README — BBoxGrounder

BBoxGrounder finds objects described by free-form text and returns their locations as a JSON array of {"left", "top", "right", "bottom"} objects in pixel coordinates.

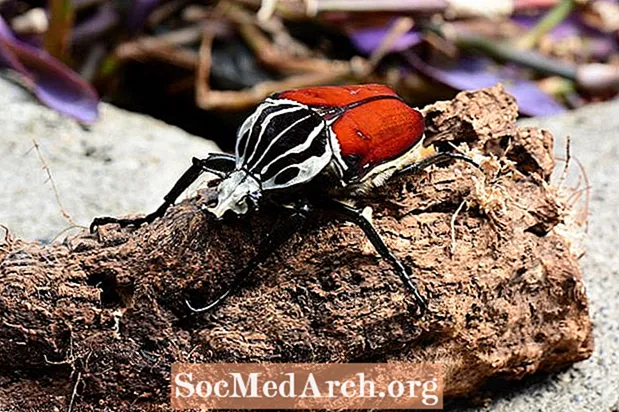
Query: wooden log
[{"left": 0, "top": 85, "right": 592, "bottom": 410}]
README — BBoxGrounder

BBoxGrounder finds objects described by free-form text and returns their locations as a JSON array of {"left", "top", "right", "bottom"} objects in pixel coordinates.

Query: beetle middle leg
[
  {"left": 322, "top": 199, "right": 428, "bottom": 314},
  {"left": 186, "top": 201, "right": 312, "bottom": 313},
  {"left": 90, "top": 154, "right": 235, "bottom": 233}
]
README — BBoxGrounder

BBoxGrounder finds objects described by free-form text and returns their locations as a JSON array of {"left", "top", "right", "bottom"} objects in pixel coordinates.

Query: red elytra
[{"left": 278, "top": 84, "right": 425, "bottom": 172}]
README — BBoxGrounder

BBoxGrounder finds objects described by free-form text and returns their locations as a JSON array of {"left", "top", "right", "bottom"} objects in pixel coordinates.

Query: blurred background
[{"left": 1, "top": 0, "right": 618, "bottom": 151}]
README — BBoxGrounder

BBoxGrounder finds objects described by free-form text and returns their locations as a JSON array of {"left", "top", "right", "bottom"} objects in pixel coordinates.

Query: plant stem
[
  {"left": 427, "top": 23, "right": 578, "bottom": 80},
  {"left": 516, "top": 0, "right": 575, "bottom": 49},
  {"left": 44, "top": 0, "right": 74, "bottom": 61}
]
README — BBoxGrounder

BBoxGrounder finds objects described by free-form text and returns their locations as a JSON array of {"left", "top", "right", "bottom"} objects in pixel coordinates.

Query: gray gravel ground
[
  {"left": 0, "top": 76, "right": 617, "bottom": 411},
  {"left": 0, "top": 76, "right": 219, "bottom": 242}
]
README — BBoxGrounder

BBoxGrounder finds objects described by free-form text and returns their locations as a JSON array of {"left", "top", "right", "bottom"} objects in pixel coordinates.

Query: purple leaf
[
  {"left": 0, "top": 16, "right": 99, "bottom": 123},
  {"left": 125, "top": 0, "right": 161, "bottom": 33},
  {"left": 350, "top": 23, "right": 423, "bottom": 55},
  {"left": 71, "top": 2, "right": 119, "bottom": 46},
  {"left": 405, "top": 53, "right": 566, "bottom": 117},
  {"left": 0, "top": 14, "right": 16, "bottom": 40}
]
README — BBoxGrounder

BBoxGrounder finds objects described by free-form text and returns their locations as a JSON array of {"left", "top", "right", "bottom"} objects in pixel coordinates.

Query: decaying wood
[{"left": 0, "top": 85, "right": 592, "bottom": 411}]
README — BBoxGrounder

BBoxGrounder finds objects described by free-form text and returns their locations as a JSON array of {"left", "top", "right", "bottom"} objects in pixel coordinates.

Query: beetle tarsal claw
[{"left": 185, "top": 299, "right": 212, "bottom": 313}]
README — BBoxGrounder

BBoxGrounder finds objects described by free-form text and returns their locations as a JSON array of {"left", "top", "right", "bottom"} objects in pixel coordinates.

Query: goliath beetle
[{"left": 91, "top": 84, "right": 477, "bottom": 313}]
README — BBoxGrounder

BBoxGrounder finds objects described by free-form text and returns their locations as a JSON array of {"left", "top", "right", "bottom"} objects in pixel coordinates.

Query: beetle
[{"left": 90, "top": 84, "right": 477, "bottom": 314}]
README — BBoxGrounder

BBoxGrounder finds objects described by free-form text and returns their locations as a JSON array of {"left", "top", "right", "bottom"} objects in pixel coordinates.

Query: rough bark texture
[{"left": 0, "top": 85, "right": 592, "bottom": 411}]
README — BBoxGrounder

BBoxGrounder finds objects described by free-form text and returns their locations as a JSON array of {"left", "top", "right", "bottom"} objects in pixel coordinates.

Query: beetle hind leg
[
  {"left": 324, "top": 199, "right": 428, "bottom": 314},
  {"left": 90, "top": 154, "right": 235, "bottom": 233}
]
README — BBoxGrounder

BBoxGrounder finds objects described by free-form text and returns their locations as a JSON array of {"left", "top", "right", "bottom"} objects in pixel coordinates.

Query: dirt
[{"left": 0, "top": 85, "right": 592, "bottom": 411}]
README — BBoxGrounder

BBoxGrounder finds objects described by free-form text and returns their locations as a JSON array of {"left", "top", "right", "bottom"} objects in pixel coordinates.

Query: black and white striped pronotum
[
  {"left": 91, "top": 84, "right": 477, "bottom": 314},
  {"left": 209, "top": 84, "right": 426, "bottom": 218}
]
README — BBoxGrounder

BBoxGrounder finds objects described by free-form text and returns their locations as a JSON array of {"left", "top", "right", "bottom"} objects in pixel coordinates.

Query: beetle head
[{"left": 207, "top": 170, "right": 261, "bottom": 219}]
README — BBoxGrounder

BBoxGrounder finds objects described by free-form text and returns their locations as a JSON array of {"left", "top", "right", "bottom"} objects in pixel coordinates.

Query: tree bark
[{"left": 0, "top": 85, "right": 592, "bottom": 411}]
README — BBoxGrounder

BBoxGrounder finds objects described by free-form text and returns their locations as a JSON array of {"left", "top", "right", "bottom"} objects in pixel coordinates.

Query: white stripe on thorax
[
  {"left": 236, "top": 101, "right": 277, "bottom": 165},
  {"left": 249, "top": 114, "right": 312, "bottom": 171},
  {"left": 237, "top": 111, "right": 260, "bottom": 165},
  {"left": 263, "top": 144, "right": 333, "bottom": 189},
  {"left": 260, "top": 121, "right": 326, "bottom": 175},
  {"left": 245, "top": 105, "right": 305, "bottom": 165}
]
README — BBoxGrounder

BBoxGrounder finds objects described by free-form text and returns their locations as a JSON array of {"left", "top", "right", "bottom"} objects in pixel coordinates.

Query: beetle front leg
[
  {"left": 394, "top": 151, "right": 480, "bottom": 179},
  {"left": 186, "top": 201, "right": 312, "bottom": 313},
  {"left": 323, "top": 199, "right": 428, "bottom": 314},
  {"left": 90, "top": 154, "right": 235, "bottom": 233}
]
